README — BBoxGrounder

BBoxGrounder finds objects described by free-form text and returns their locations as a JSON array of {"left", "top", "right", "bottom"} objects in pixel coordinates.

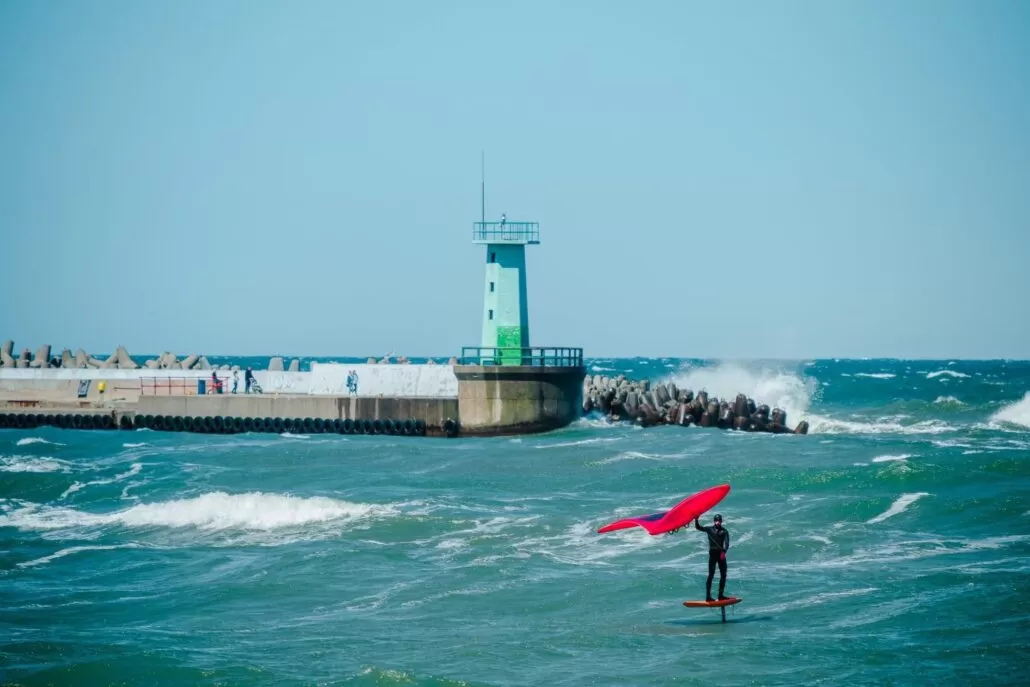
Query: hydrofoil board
[{"left": 683, "top": 597, "right": 742, "bottom": 608}]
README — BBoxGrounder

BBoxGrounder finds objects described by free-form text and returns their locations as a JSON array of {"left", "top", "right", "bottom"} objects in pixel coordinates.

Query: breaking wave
[
  {"left": 989, "top": 392, "right": 1030, "bottom": 430},
  {"left": 662, "top": 362, "right": 815, "bottom": 426},
  {"left": 0, "top": 491, "right": 398, "bottom": 534}
]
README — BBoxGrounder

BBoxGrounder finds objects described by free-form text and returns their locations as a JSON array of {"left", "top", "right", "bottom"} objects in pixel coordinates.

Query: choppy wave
[
  {"left": 0, "top": 455, "right": 71, "bottom": 473},
  {"left": 871, "top": 454, "right": 913, "bottom": 463},
  {"left": 927, "top": 370, "right": 970, "bottom": 380},
  {"left": 60, "top": 463, "right": 143, "bottom": 499},
  {"left": 867, "top": 492, "right": 930, "bottom": 524},
  {"left": 804, "top": 416, "right": 955, "bottom": 436},
  {"left": 989, "top": 392, "right": 1030, "bottom": 429},
  {"left": 0, "top": 491, "right": 398, "bottom": 534},
  {"left": 15, "top": 437, "right": 66, "bottom": 447},
  {"left": 17, "top": 543, "right": 142, "bottom": 569}
]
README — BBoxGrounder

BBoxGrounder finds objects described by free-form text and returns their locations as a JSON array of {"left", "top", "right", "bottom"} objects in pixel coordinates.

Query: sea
[{"left": 2, "top": 357, "right": 1028, "bottom": 686}]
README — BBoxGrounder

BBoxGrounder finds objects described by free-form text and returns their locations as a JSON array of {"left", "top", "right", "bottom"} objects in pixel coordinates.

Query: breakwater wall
[
  {"left": 582, "top": 374, "right": 810, "bottom": 435},
  {"left": 0, "top": 406, "right": 458, "bottom": 437},
  {"left": 0, "top": 363, "right": 458, "bottom": 398}
]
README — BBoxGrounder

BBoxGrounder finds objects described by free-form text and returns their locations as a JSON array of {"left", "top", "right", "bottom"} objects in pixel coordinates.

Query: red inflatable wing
[{"left": 597, "top": 484, "right": 731, "bottom": 536}]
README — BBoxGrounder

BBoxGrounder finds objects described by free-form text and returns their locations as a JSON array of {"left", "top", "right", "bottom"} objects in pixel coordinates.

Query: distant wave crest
[{"left": 989, "top": 392, "right": 1030, "bottom": 430}]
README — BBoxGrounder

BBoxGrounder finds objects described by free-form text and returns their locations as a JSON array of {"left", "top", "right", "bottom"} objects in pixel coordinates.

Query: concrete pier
[
  {"left": 0, "top": 353, "right": 578, "bottom": 438},
  {"left": 453, "top": 364, "right": 585, "bottom": 436}
]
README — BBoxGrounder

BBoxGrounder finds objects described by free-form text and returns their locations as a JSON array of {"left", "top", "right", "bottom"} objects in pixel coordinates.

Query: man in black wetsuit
[{"left": 695, "top": 513, "right": 730, "bottom": 602}]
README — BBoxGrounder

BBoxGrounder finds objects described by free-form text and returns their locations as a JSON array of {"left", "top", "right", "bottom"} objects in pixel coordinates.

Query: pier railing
[
  {"left": 140, "top": 376, "right": 236, "bottom": 396},
  {"left": 459, "top": 346, "right": 583, "bottom": 367},
  {"left": 472, "top": 221, "right": 540, "bottom": 244}
]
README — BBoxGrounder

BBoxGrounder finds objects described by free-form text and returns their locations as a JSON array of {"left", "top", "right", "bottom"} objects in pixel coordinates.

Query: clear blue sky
[{"left": 2, "top": 0, "right": 1027, "bottom": 359}]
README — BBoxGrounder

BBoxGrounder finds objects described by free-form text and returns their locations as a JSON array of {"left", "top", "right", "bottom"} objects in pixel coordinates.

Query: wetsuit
[{"left": 695, "top": 520, "right": 730, "bottom": 600}]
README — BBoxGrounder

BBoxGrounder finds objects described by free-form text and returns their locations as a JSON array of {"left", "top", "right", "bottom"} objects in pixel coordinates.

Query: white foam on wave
[
  {"left": 753, "top": 588, "right": 877, "bottom": 614},
  {"left": 0, "top": 491, "right": 397, "bottom": 534},
  {"left": 60, "top": 463, "right": 143, "bottom": 499},
  {"left": 18, "top": 544, "right": 141, "bottom": 569},
  {"left": 0, "top": 455, "right": 70, "bottom": 473},
  {"left": 867, "top": 492, "right": 930, "bottom": 524},
  {"left": 933, "top": 395, "right": 964, "bottom": 406},
  {"left": 927, "top": 370, "right": 970, "bottom": 380},
  {"left": 932, "top": 439, "right": 975, "bottom": 449},
  {"left": 571, "top": 416, "right": 638, "bottom": 431},
  {"left": 15, "top": 437, "right": 66, "bottom": 447},
  {"left": 535, "top": 437, "right": 621, "bottom": 450},
  {"left": 662, "top": 362, "right": 815, "bottom": 425},
  {"left": 805, "top": 416, "right": 955, "bottom": 435},
  {"left": 871, "top": 454, "right": 912, "bottom": 463},
  {"left": 514, "top": 520, "right": 664, "bottom": 567},
  {"left": 594, "top": 450, "right": 667, "bottom": 465},
  {"left": 989, "top": 392, "right": 1030, "bottom": 430},
  {"left": 854, "top": 373, "right": 896, "bottom": 380}
]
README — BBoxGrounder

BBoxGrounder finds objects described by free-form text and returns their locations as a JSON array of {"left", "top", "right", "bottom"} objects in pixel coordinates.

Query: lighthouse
[{"left": 472, "top": 216, "right": 539, "bottom": 365}]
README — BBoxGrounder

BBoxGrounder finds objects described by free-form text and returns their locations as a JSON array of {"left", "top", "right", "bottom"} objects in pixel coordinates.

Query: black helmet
[{"left": 713, "top": 513, "right": 723, "bottom": 522}]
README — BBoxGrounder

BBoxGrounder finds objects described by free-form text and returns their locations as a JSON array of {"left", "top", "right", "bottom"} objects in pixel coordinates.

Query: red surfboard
[{"left": 597, "top": 484, "right": 731, "bottom": 536}]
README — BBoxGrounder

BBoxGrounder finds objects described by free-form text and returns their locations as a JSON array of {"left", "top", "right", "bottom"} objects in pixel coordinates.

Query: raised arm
[{"left": 694, "top": 517, "right": 704, "bottom": 531}]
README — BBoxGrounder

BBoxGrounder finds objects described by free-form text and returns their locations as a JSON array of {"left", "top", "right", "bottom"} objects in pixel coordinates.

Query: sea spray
[
  {"left": 989, "top": 392, "right": 1030, "bottom": 429},
  {"left": 662, "top": 361, "right": 817, "bottom": 424}
]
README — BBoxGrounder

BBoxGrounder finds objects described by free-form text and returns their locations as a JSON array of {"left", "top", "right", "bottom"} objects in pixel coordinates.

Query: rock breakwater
[{"left": 581, "top": 374, "right": 809, "bottom": 435}]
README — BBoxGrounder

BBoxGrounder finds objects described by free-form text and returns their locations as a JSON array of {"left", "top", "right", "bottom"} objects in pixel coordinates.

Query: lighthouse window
[
  {"left": 490, "top": 252, "right": 496, "bottom": 263},
  {"left": 490, "top": 281, "right": 495, "bottom": 292},
  {"left": 489, "top": 309, "right": 494, "bottom": 320}
]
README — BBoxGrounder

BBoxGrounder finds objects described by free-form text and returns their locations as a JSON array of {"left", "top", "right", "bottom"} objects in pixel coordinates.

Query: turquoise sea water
[{"left": 2, "top": 358, "right": 1029, "bottom": 686}]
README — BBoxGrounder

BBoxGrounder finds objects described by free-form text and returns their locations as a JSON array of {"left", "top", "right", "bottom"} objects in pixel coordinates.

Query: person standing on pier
[
  {"left": 244, "top": 367, "right": 254, "bottom": 393},
  {"left": 232, "top": 370, "right": 239, "bottom": 394}
]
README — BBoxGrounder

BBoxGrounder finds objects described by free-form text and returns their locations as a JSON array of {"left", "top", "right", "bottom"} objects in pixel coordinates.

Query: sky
[{"left": 1, "top": 0, "right": 1028, "bottom": 360}]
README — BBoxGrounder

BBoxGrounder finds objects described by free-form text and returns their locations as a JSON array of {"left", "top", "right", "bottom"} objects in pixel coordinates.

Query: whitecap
[
  {"left": 871, "top": 454, "right": 913, "bottom": 463},
  {"left": 927, "top": 370, "right": 970, "bottom": 380},
  {"left": 805, "top": 416, "right": 955, "bottom": 435},
  {"left": 17, "top": 544, "right": 141, "bottom": 569},
  {"left": 0, "top": 455, "right": 70, "bottom": 473},
  {"left": 866, "top": 492, "right": 930, "bottom": 524},
  {"left": 15, "top": 437, "right": 66, "bottom": 447}
]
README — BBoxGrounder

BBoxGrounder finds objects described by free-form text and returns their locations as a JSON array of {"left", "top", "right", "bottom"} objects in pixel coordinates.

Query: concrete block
[
  {"left": 288, "top": 359, "right": 300, "bottom": 372},
  {"left": 30, "top": 345, "right": 51, "bottom": 368},
  {"left": 268, "top": 357, "right": 284, "bottom": 372},
  {"left": 116, "top": 346, "right": 139, "bottom": 369}
]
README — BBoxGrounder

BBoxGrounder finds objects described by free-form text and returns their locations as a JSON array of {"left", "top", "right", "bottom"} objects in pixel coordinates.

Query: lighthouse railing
[
  {"left": 472, "top": 221, "right": 540, "bottom": 244},
  {"left": 458, "top": 346, "right": 583, "bottom": 368}
]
